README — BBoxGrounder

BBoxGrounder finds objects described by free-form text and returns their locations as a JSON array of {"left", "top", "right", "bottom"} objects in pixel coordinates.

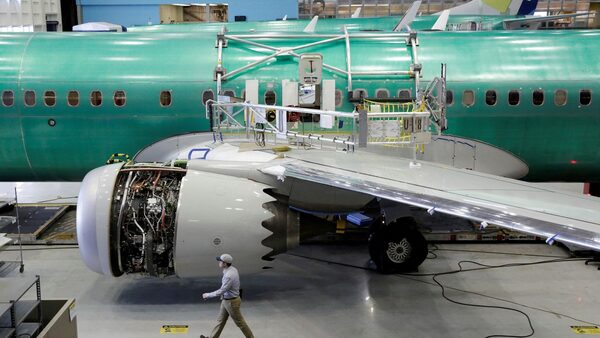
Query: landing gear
[{"left": 368, "top": 218, "right": 428, "bottom": 273}]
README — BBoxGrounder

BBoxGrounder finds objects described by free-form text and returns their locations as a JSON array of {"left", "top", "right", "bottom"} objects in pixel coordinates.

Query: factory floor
[{"left": 1, "top": 242, "right": 599, "bottom": 338}]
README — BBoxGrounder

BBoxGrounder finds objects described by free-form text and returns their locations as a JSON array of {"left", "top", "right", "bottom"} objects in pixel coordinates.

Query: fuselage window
[
  {"left": 532, "top": 89, "right": 544, "bottom": 106},
  {"left": 160, "top": 91, "right": 172, "bottom": 107},
  {"left": 398, "top": 89, "right": 412, "bottom": 101},
  {"left": 335, "top": 89, "right": 343, "bottom": 107},
  {"left": 485, "top": 90, "right": 497, "bottom": 106},
  {"left": 90, "top": 91, "right": 102, "bottom": 107},
  {"left": 264, "top": 90, "right": 276, "bottom": 105},
  {"left": 580, "top": 90, "right": 592, "bottom": 106},
  {"left": 24, "top": 90, "right": 36, "bottom": 107},
  {"left": 462, "top": 90, "right": 474, "bottom": 107},
  {"left": 44, "top": 91, "right": 56, "bottom": 107},
  {"left": 2, "top": 91, "right": 14, "bottom": 107},
  {"left": 508, "top": 90, "right": 520, "bottom": 106},
  {"left": 223, "top": 90, "right": 235, "bottom": 98},
  {"left": 114, "top": 90, "right": 126, "bottom": 107},
  {"left": 68, "top": 91, "right": 79, "bottom": 107},
  {"left": 202, "top": 90, "right": 214, "bottom": 105},
  {"left": 376, "top": 89, "right": 389, "bottom": 99},
  {"left": 446, "top": 90, "right": 453, "bottom": 106},
  {"left": 554, "top": 90, "right": 567, "bottom": 106},
  {"left": 353, "top": 89, "right": 367, "bottom": 100}
]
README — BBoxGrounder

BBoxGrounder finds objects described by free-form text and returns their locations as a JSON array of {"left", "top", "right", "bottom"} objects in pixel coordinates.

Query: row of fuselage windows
[
  {"left": 0, "top": 88, "right": 390, "bottom": 109},
  {"left": 1, "top": 90, "right": 174, "bottom": 108},
  {"left": 3, "top": 88, "right": 591, "bottom": 109},
  {"left": 448, "top": 89, "right": 593, "bottom": 107}
]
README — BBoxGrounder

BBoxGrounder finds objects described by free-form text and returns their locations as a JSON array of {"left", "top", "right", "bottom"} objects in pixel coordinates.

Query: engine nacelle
[{"left": 77, "top": 162, "right": 296, "bottom": 278}]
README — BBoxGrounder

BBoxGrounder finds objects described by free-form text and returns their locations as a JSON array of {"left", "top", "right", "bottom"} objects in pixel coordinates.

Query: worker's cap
[{"left": 216, "top": 254, "right": 233, "bottom": 264}]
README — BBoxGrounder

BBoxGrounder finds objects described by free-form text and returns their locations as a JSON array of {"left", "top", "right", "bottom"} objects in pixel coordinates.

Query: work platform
[{"left": 0, "top": 204, "right": 76, "bottom": 245}]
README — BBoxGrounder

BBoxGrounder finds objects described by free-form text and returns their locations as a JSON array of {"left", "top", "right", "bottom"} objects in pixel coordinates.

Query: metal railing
[{"left": 206, "top": 100, "right": 434, "bottom": 152}]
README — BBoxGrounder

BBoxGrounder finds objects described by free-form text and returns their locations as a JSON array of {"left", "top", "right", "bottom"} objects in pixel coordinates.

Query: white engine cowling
[{"left": 77, "top": 163, "right": 293, "bottom": 278}]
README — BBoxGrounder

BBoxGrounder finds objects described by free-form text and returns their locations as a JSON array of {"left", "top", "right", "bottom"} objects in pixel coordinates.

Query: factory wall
[
  {"left": 81, "top": 5, "right": 159, "bottom": 27},
  {"left": 77, "top": 0, "right": 297, "bottom": 27}
]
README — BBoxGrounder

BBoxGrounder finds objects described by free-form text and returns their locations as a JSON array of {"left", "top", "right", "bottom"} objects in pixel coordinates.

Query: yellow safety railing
[{"left": 363, "top": 99, "right": 426, "bottom": 146}]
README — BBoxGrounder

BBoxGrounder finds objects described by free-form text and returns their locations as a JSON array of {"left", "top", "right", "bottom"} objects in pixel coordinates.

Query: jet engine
[{"left": 77, "top": 162, "right": 298, "bottom": 278}]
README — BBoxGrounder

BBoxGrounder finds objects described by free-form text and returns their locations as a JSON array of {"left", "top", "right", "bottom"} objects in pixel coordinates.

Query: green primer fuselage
[{"left": 0, "top": 29, "right": 599, "bottom": 181}]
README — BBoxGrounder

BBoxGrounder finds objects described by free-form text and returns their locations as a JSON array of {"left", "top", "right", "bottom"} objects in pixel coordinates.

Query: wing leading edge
[{"left": 264, "top": 153, "right": 600, "bottom": 251}]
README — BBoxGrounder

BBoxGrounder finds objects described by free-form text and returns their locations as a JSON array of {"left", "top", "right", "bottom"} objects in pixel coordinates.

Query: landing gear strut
[{"left": 368, "top": 218, "right": 428, "bottom": 273}]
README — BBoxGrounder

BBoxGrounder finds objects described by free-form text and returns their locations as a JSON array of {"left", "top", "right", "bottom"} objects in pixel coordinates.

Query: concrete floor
[
  {"left": 0, "top": 182, "right": 598, "bottom": 337},
  {"left": 1, "top": 242, "right": 599, "bottom": 338}
]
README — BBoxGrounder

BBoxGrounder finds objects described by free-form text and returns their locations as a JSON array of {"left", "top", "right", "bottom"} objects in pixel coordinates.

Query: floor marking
[
  {"left": 571, "top": 326, "right": 600, "bottom": 334},
  {"left": 160, "top": 325, "right": 189, "bottom": 334}
]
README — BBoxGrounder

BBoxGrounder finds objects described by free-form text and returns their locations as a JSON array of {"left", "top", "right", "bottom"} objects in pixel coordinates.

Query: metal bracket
[
  {"left": 409, "top": 63, "right": 422, "bottom": 78},
  {"left": 215, "top": 33, "right": 228, "bottom": 48},
  {"left": 406, "top": 31, "right": 419, "bottom": 46},
  {"left": 213, "top": 66, "right": 227, "bottom": 81}
]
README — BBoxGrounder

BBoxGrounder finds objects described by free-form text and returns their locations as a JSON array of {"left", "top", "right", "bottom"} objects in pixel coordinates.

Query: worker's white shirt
[{"left": 206, "top": 266, "right": 240, "bottom": 300}]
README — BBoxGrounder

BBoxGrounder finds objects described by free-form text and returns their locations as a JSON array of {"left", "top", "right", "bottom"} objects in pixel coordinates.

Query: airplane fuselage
[{"left": 0, "top": 29, "right": 599, "bottom": 181}]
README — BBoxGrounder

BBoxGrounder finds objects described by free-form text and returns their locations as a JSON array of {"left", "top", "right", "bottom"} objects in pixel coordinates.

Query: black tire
[{"left": 368, "top": 220, "right": 428, "bottom": 273}]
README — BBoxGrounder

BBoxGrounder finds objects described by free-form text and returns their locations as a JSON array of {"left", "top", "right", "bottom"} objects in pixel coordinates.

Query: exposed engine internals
[{"left": 110, "top": 167, "right": 186, "bottom": 277}]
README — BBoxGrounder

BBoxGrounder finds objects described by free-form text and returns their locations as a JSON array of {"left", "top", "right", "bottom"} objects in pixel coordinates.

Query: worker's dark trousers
[{"left": 210, "top": 297, "right": 254, "bottom": 338}]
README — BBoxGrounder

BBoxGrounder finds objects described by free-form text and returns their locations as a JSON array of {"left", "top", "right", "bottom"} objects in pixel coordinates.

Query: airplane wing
[
  {"left": 260, "top": 148, "right": 600, "bottom": 251},
  {"left": 501, "top": 13, "right": 590, "bottom": 30}
]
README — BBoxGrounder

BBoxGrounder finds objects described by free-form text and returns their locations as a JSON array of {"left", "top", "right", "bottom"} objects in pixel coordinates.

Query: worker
[{"left": 201, "top": 254, "right": 254, "bottom": 338}]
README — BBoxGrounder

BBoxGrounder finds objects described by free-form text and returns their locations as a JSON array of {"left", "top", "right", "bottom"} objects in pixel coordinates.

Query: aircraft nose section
[{"left": 76, "top": 163, "right": 123, "bottom": 276}]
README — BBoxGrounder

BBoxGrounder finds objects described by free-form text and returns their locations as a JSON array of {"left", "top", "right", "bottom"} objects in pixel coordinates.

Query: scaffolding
[{"left": 0, "top": 0, "right": 62, "bottom": 32}]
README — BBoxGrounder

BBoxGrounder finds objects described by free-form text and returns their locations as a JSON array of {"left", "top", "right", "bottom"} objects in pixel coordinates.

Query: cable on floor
[
  {"left": 285, "top": 251, "right": 598, "bottom": 338},
  {"left": 426, "top": 244, "right": 439, "bottom": 259},
  {"left": 429, "top": 260, "right": 535, "bottom": 338},
  {"left": 433, "top": 247, "right": 570, "bottom": 259}
]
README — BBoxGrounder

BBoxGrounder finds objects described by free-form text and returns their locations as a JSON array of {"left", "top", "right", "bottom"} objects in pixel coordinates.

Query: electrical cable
[
  {"left": 286, "top": 250, "right": 599, "bottom": 337},
  {"left": 402, "top": 257, "right": 596, "bottom": 337},
  {"left": 434, "top": 247, "right": 570, "bottom": 259},
  {"left": 429, "top": 260, "right": 535, "bottom": 338},
  {"left": 426, "top": 243, "right": 439, "bottom": 259}
]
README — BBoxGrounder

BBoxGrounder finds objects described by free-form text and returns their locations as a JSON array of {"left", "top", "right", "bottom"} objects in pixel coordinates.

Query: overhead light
[
  {"left": 191, "top": 3, "right": 207, "bottom": 5},
  {"left": 172, "top": 3, "right": 190, "bottom": 6}
]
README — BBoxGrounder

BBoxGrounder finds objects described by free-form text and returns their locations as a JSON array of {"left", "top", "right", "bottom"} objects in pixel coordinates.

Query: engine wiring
[
  {"left": 286, "top": 247, "right": 599, "bottom": 338},
  {"left": 112, "top": 169, "right": 184, "bottom": 276}
]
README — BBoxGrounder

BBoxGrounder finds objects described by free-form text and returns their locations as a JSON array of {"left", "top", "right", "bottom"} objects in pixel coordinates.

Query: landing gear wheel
[{"left": 369, "top": 221, "right": 428, "bottom": 273}]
